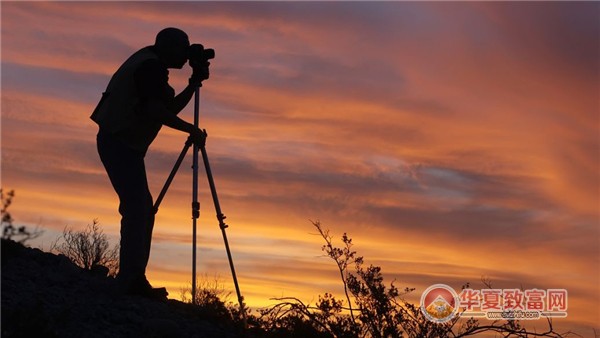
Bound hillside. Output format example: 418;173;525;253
1;239;243;338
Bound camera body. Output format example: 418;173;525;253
189;43;215;68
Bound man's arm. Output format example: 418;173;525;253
146;98;206;145
168;84;195;116
134;57;208;145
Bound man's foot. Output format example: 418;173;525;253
118;275;169;300
131;285;168;300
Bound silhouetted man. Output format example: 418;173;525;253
91;27;208;299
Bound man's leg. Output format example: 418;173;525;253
97;130;154;287
116;174;154;285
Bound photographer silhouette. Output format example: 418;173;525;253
91;27;209;299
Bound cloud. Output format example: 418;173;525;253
3;63;105;105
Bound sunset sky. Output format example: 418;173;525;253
1;1;598;334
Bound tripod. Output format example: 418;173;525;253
152;85;246;321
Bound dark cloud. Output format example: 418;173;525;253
2;62;107;104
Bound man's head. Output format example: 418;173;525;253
154;27;190;69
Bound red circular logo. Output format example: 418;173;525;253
420;284;459;323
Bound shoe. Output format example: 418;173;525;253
118;275;169;300
132;286;169;300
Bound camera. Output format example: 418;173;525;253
189;43;215;68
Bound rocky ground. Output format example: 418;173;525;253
1;239;244;338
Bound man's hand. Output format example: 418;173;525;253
189;128;207;148
189;62;210;87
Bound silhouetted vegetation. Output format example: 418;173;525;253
249;221;571;337
1;189;43;244
180;274;236;320
50;219;119;277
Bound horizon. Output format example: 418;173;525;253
1;1;598;334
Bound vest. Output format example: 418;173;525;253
91;47;162;152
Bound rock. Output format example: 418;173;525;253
142;318;183;338
90;264;110;277
0;239;243;338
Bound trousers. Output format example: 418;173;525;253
97;129;154;284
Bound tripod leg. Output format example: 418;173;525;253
191;87;201;304
200;145;247;323
153;138;193;214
